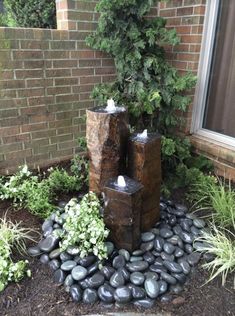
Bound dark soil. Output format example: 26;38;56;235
0;197;234;316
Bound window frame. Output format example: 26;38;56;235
191;0;235;148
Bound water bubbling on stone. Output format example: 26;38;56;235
105;98;116;112
137;129;148;139
116;175;126;188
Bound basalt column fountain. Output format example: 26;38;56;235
103;175;143;252
128;130;161;231
86;99;129;195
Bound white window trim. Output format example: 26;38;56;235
191;0;235;148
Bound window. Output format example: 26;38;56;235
192;0;235;147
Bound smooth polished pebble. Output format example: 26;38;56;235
144;271;159;281
98;284;115;303
87;273;105;288
187;252;201;266
83;288;98;304
161;272;177;285
112;255;126;269
154;236;164;252
70;284;82;302
144;279;159;298
133;298;155;308
114;286;132;303
61;260;77;271
71;265;88;281
158;280;168;294
100;266;115;280
128;284;146;299
163;260;183;274
193;218;206;228
159;228;173;239
110;271;125;288
130;272;145;286
119;249;130;261
54;269;66;284
163;242;175;255
126;261;149;272
141;232;155;242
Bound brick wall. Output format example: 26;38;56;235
0;1;116;174
158;0;235;180
158;0;206;134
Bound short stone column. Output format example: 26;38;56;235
128;133;161;231
86;107;129;195
103;176;143;252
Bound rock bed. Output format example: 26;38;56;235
28;198;208;308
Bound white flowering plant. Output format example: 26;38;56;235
59;193;109;260
0;165;34;205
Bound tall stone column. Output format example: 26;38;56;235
128;133;161;231
86;107;129;195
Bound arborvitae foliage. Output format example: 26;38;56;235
3;0;56;28
86;0;211;193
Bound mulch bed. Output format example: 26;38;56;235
0;197;234;316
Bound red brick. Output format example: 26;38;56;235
20;106;47;116
166;17;182;26
0;108;18;118
194;5;206;15
15;69;43;79
30;113;55;124
80;76;101;85
95;67;116;75
56;94;80;103
79;59;101;67
177;7;193;16
72;68;94;76
47;86;71;95
189;44;201;53
174;26;191;34
0;80;25;89
28;96;54;107
17;88;45;98
13;51;43;60
70;50;95;59
160;9;176;17
191;25;204;34
21;123;48;133
177;53;199;61
180;35;202;44
53;60;77;68
165;0;183;8
0;126;20;137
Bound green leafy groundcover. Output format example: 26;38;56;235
86;0;212;193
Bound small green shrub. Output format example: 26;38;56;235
70;155;89;188
3;0;56;28
47;167;82;194
77;136;87;152
196;224;235;286
59;193;109;260
23;179;55;219
0;215;35;292
188;176;235;229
